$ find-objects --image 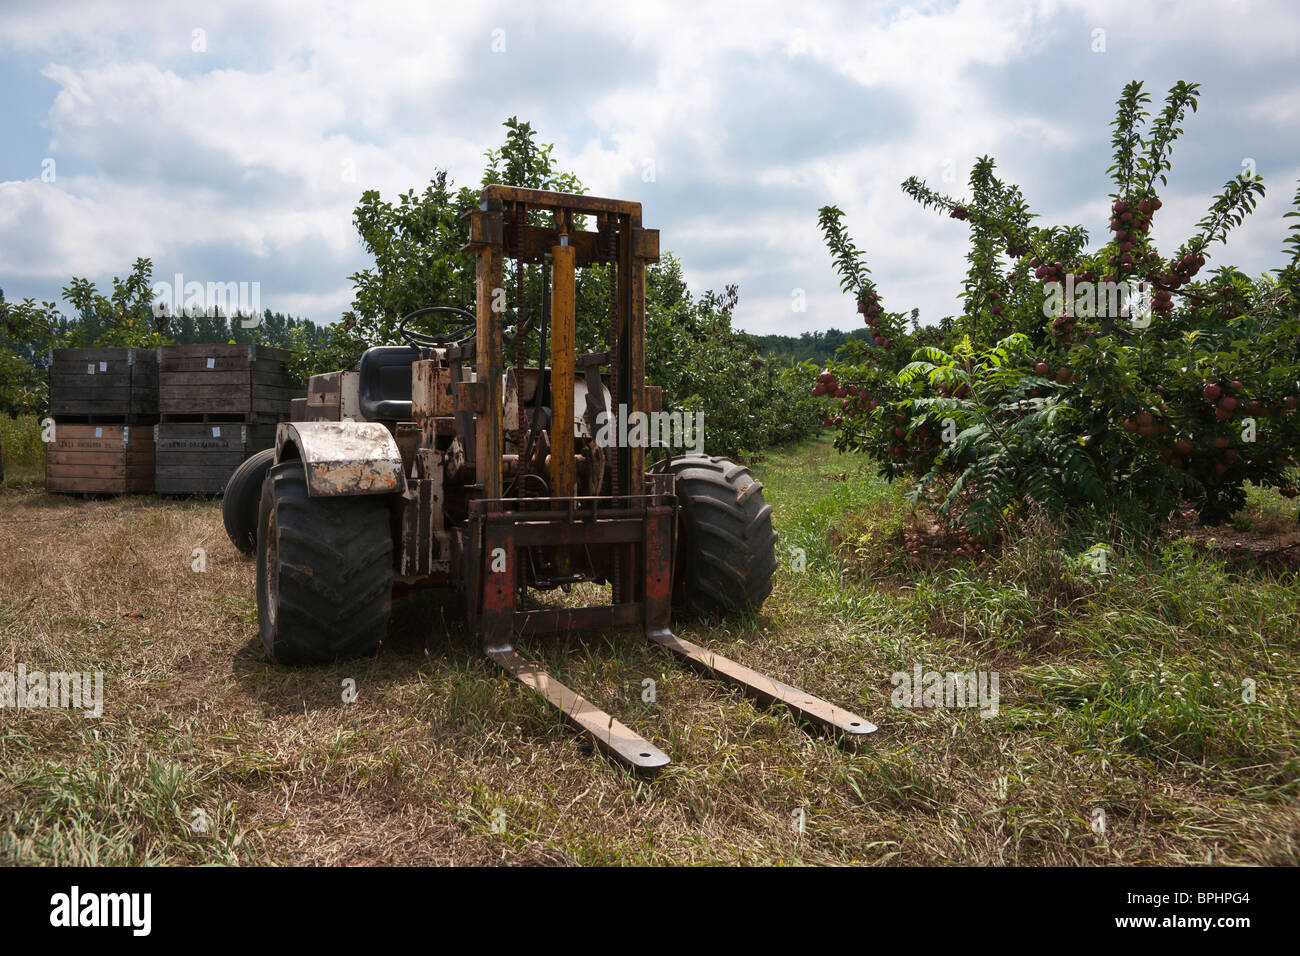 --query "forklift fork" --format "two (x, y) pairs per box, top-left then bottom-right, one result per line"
(487, 622), (876, 773)
(644, 629), (876, 739)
